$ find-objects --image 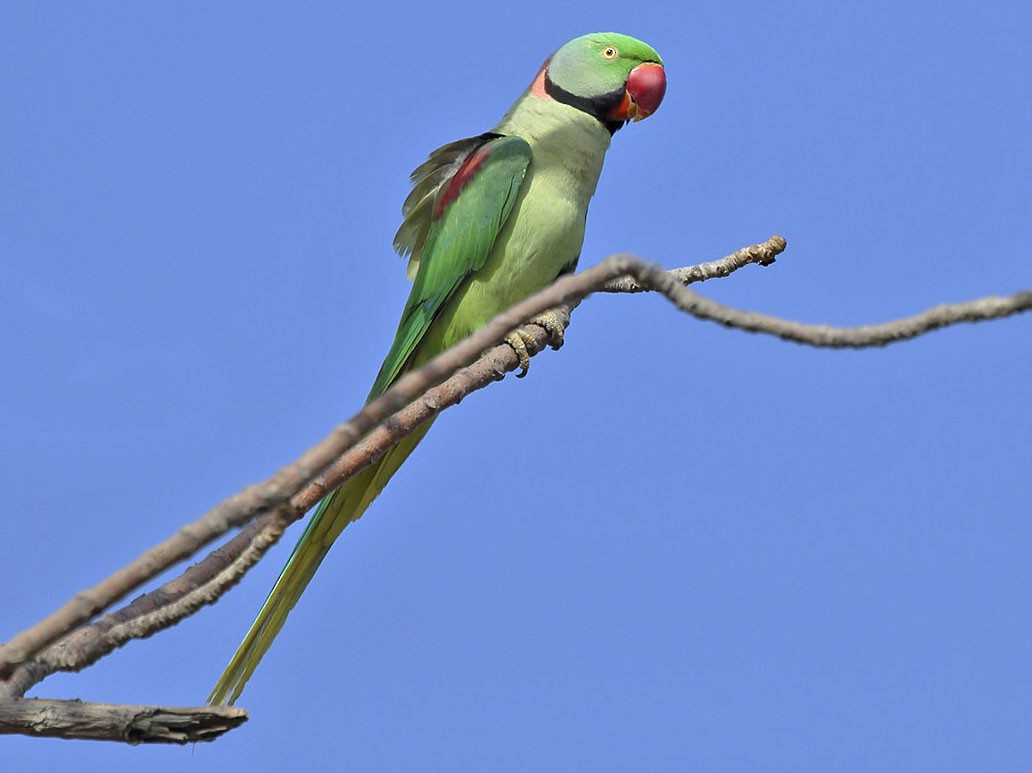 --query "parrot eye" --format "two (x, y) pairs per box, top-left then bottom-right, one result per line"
(601, 46), (619, 60)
